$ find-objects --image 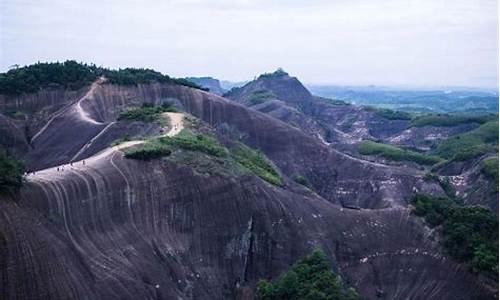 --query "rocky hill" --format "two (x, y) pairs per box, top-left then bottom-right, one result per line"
(224, 69), (499, 212)
(186, 77), (226, 95)
(0, 63), (497, 300)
